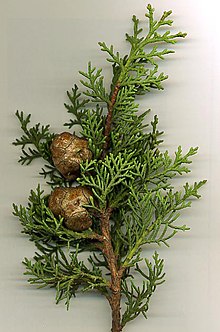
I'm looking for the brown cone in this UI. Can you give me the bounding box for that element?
[50,132,92,180]
[48,186,92,231]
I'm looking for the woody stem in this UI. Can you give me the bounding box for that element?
[102,82,120,158]
[100,208,125,332]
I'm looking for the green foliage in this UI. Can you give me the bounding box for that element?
[80,105,106,159]
[121,252,165,326]
[79,62,109,103]
[13,110,55,165]
[23,246,109,309]
[111,112,163,156]
[79,152,136,210]
[118,180,206,269]
[12,111,67,187]
[64,85,106,159]
[64,84,90,128]
[134,146,201,192]
[13,4,205,330]
[12,185,101,250]
[40,164,72,188]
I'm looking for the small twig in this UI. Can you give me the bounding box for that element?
[102,82,120,158]
[87,232,104,242]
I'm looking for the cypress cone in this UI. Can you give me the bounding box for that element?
[50,132,92,180]
[48,186,92,231]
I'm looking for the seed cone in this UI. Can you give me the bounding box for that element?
[48,186,92,231]
[50,132,92,180]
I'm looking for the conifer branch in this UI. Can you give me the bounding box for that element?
[99,4,186,158]
[64,84,90,128]
[23,246,110,309]
[13,110,55,165]
[121,252,165,326]
[12,4,206,332]
[79,62,109,103]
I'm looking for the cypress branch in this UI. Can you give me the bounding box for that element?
[13,4,206,332]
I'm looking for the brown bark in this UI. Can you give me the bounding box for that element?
[110,287,122,332]
[100,81,124,330]
[100,208,125,332]
[102,82,120,158]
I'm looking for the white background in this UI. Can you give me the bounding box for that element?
[0,0,218,331]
